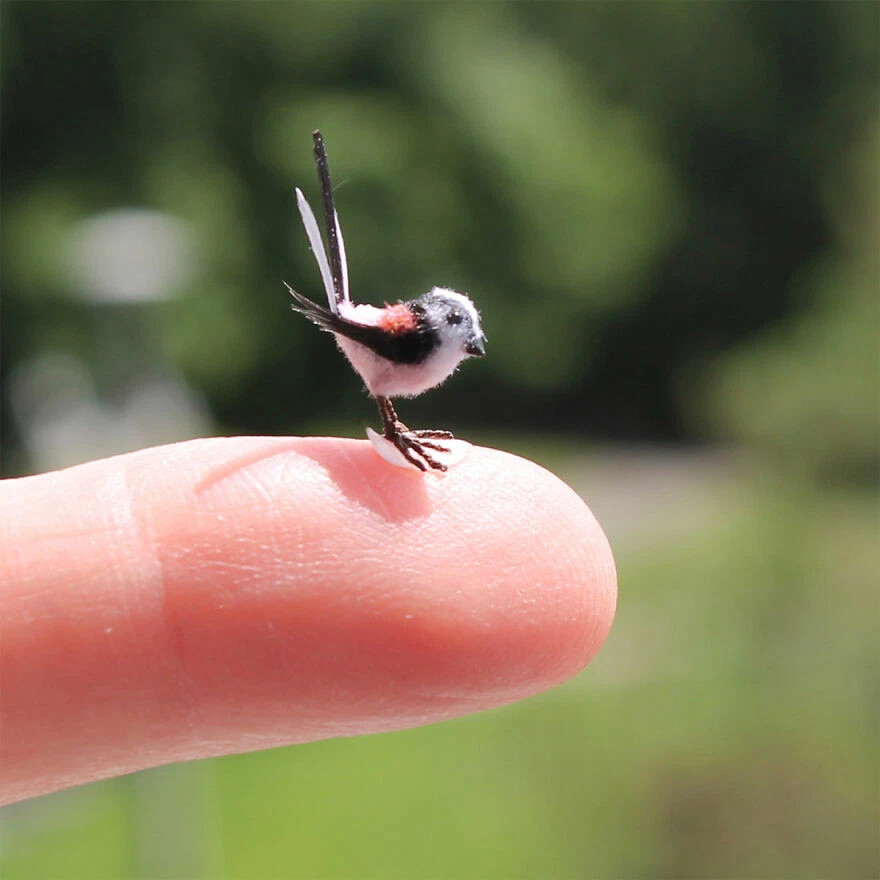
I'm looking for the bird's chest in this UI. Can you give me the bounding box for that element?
[335,334,454,399]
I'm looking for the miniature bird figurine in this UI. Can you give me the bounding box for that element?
[286,130,486,472]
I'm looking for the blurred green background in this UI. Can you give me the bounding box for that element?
[1,2,877,877]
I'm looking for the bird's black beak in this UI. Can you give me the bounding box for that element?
[465,335,487,357]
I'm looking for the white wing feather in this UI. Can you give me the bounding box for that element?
[334,210,350,304]
[296,187,337,314]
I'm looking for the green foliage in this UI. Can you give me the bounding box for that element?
[694,124,879,483]
[3,1,876,451]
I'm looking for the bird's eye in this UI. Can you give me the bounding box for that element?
[447,310,463,326]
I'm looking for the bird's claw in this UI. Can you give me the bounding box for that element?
[410,429,454,440]
[385,423,453,472]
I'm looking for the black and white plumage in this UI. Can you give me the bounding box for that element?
[287,131,486,472]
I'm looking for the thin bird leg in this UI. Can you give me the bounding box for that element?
[374,396,451,472]
[377,396,407,436]
[312,130,345,306]
[376,398,449,445]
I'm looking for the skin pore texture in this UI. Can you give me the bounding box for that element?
[0,437,616,805]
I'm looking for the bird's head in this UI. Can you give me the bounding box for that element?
[412,287,486,361]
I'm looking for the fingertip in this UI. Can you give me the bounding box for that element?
[162,437,618,703]
[263,439,618,700]
[415,444,617,696]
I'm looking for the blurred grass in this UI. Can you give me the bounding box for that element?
[2,445,875,879]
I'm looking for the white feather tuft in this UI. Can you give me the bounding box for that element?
[334,210,350,304]
[296,188,337,314]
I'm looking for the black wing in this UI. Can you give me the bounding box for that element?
[286,284,435,365]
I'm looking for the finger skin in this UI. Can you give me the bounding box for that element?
[0,438,616,804]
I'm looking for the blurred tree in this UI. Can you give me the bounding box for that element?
[2,1,877,471]
[697,122,879,485]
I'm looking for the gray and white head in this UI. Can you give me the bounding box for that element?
[411,287,486,359]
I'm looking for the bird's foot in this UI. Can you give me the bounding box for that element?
[385,423,454,472]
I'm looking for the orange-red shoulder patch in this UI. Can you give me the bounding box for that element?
[378,303,417,335]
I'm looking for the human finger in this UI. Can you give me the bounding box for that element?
[0,437,616,804]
